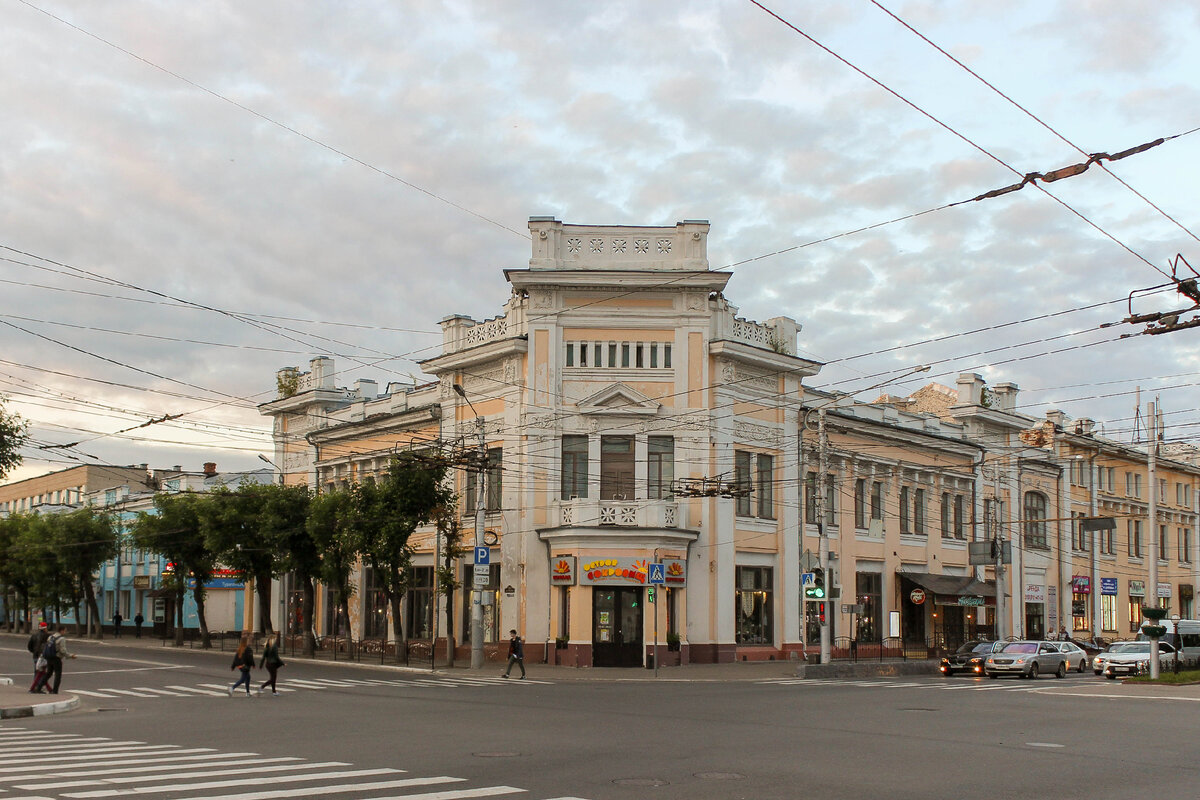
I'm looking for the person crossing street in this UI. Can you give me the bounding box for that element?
[501,629,525,679]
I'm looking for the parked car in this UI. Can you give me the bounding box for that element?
[1137,619,1200,667]
[1099,641,1177,679]
[940,641,999,676]
[1092,641,1137,675]
[985,641,1071,679]
[1057,640,1090,672]
[1064,637,1106,658]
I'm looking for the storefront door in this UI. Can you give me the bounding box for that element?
[593,587,643,667]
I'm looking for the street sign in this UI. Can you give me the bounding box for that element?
[474,546,490,565]
[472,572,490,587]
[647,563,665,585]
[801,571,815,587]
[909,588,926,605]
[841,603,863,614]
[473,564,490,577]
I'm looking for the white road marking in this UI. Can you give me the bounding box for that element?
[57,768,404,797]
[36,761,351,789]
[0,747,186,765]
[64,776,463,800]
[130,687,188,696]
[96,689,156,698]
[35,757,290,780]
[0,752,230,775]
[165,685,225,696]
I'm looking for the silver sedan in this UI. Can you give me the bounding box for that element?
[985,641,1071,679]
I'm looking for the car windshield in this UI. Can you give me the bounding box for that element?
[1115,643,1151,654]
[1000,642,1037,654]
[973,642,996,654]
[956,642,993,655]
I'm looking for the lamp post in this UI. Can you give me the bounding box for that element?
[453,384,487,670]
[257,454,283,485]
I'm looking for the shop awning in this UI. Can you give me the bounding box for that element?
[898,571,996,600]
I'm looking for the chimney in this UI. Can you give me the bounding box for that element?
[1045,409,1067,430]
[172,465,182,472]
[356,379,378,400]
[955,373,985,406]
[1074,418,1096,436]
[202,462,217,476]
[991,382,1019,412]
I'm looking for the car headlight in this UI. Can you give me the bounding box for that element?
[1015,657,1027,664]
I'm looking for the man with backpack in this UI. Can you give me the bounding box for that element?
[27,622,49,693]
[32,626,77,694]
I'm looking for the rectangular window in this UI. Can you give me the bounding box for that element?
[579,342,588,367]
[608,343,617,368]
[635,343,644,368]
[1101,594,1117,632]
[561,435,589,500]
[663,344,672,368]
[954,495,965,540]
[899,487,910,534]
[736,451,753,517]
[404,567,434,640]
[649,343,658,368]
[870,482,883,521]
[940,492,952,539]
[735,566,774,645]
[1072,591,1091,632]
[1101,524,1116,555]
[647,436,674,500]
[1180,527,1192,563]
[600,436,635,500]
[756,454,775,519]
[621,343,630,367]
[1129,520,1143,558]
[565,342,574,367]
[464,447,503,513]
[913,488,926,536]
[1128,600,1144,634]
[855,572,883,642]
[1160,524,1169,561]
[854,479,866,529]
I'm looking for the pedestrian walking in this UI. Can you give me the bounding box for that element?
[501,629,525,679]
[33,626,77,694]
[134,612,144,638]
[112,611,123,638]
[257,633,285,696]
[27,622,50,694]
[228,635,255,697]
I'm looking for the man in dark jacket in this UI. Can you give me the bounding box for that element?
[501,629,525,679]
[27,622,49,693]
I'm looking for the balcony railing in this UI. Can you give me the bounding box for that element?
[558,498,681,529]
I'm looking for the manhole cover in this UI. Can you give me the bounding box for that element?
[695,772,746,780]
[613,778,669,787]
[473,752,522,758]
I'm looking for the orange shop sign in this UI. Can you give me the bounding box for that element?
[551,556,576,585]
[580,558,649,586]
[662,558,687,586]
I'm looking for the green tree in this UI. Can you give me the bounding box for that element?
[55,507,119,638]
[306,487,359,643]
[130,492,217,647]
[0,514,37,631]
[353,454,453,655]
[258,483,313,652]
[0,396,28,480]
[202,483,282,635]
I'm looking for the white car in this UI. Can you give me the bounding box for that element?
[1095,641,1177,679]
[1057,641,1090,673]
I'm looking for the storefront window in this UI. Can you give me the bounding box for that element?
[1071,592,1091,631]
[405,567,434,640]
[736,566,773,645]
[363,567,388,639]
[1128,598,1144,633]
[1101,594,1117,632]
[855,573,882,642]
[1024,603,1045,640]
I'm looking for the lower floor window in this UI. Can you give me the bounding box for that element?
[1101,595,1117,632]
[1071,592,1091,631]
[855,572,882,641]
[735,566,773,645]
[1127,598,1144,633]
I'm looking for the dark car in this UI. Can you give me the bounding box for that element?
[940,641,998,676]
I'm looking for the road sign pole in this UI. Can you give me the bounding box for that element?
[654,587,659,679]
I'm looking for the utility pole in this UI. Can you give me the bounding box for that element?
[989,498,1006,641]
[453,383,488,671]
[816,408,831,665]
[1147,399,1160,679]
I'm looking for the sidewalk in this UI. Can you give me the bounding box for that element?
[0,678,80,719]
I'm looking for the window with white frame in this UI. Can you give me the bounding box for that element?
[1023,491,1048,549]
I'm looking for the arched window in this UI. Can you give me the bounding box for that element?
[1024,491,1048,549]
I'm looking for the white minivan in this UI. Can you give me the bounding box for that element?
[1138,618,1200,666]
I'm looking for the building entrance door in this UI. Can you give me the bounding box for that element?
[593,587,643,667]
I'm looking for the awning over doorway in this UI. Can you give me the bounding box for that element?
[898,571,996,601]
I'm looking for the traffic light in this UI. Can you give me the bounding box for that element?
[646,586,656,603]
[804,567,826,600]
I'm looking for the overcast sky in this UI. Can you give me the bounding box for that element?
[2,0,1198,483]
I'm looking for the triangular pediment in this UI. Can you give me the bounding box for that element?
[577,383,660,416]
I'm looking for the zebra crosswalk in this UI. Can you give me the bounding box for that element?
[0,726,586,800]
[65,673,551,700]
[758,677,1057,693]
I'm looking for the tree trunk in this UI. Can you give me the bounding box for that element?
[255,573,274,634]
[301,574,316,657]
[389,590,405,663]
[443,569,456,668]
[193,586,211,649]
[83,579,103,640]
[174,589,185,646]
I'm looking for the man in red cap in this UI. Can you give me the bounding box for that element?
[27,622,50,693]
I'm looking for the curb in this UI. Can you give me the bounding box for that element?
[0,695,80,719]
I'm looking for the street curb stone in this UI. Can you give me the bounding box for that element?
[0,694,79,719]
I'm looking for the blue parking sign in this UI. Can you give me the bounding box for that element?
[474,546,490,565]
[648,563,665,585]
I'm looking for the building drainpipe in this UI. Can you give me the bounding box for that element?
[1090,453,1101,638]
[1055,441,1068,635]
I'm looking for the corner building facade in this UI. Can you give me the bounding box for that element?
[262,217,828,665]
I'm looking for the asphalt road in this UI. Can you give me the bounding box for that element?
[2,638,1198,800]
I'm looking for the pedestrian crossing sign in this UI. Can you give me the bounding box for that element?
[648,563,665,585]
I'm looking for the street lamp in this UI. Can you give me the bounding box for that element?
[453,384,487,670]
[257,454,283,485]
